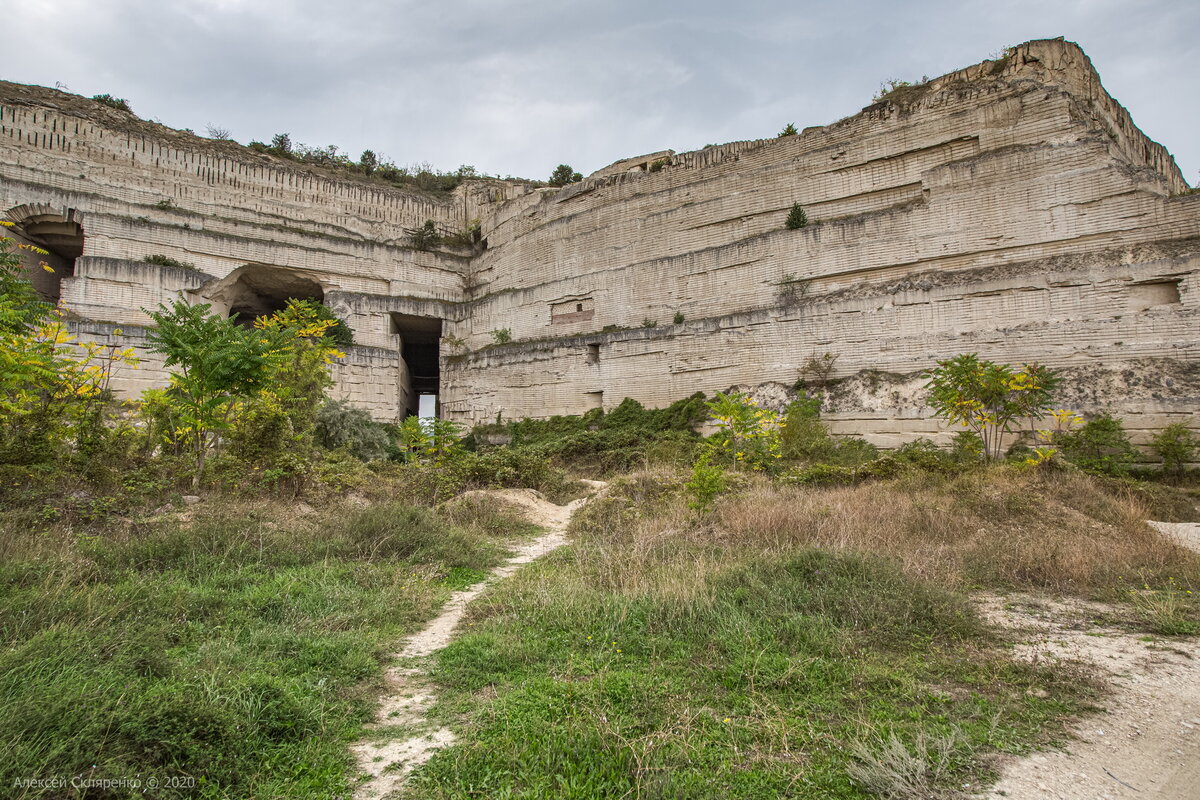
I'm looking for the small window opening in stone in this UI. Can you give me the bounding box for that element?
[576,303,583,312]
[585,390,604,410]
[1128,280,1182,312]
[586,344,600,364]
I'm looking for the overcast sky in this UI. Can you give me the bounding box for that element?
[5,0,1197,184]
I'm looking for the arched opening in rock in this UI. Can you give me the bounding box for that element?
[5,205,84,303]
[389,313,442,418]
[218,264,327,326]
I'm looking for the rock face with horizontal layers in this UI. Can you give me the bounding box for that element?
[1,38,1196,445]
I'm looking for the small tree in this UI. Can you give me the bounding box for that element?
[777,123,798,137]
[925,354,1059,461]
[706,391,783,471]
[359,149,378,175]
[144,300,280,485]
[548,164,583,187]
[785,203,808,229]
[1055,413,1138,476]
[269,132,292,156]
[406,220,441,251]
[799,351,838,390]
[1152,423,1197,479]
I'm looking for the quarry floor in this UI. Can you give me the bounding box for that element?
[982,521,1200,800]
[348,499,1200,799]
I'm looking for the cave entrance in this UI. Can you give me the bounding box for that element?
[6,207,84,303]
[224,265,326,326]
[389,313,442,418]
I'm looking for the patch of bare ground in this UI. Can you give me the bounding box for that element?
[350,483,605,800]
[982,520,1200,800]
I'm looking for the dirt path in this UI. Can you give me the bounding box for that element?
[350,483,605,800]
[980,520,1200,800]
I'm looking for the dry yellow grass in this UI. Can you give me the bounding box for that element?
[573,466,1200,597]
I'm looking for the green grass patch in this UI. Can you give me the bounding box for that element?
[404,483,1092,799]
[0,499,537,799]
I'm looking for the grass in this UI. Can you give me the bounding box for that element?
[0,497,538,799]
[714,467,1200,597]
[398,469,1151,799]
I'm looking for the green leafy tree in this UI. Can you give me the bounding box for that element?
[1151,423,1197,479]
[144,300,281,485]
[925,354,1059,461]
[228,298,348,464]
[706,391,783,471]
[785,203,808,229]
[548,164,583,187]
[777,123,798,137]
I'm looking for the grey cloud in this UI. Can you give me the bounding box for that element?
[3,0,1196,182]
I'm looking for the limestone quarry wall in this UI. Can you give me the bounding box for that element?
[0,82,476,420]
[441,38,1199,442]
[1,38,1196,442]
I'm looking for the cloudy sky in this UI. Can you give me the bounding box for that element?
[5,0,1197,183]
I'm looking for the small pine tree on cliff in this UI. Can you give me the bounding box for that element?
[785,203,808,229]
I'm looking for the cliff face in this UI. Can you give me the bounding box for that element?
[1,39,1196,440]
[442,38,1199,443]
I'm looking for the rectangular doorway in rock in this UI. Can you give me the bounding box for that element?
[389,313,443,417]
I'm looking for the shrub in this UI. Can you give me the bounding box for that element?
[672,311,684,324]
[777,123,798,137]
[1055,413,1138,476]
[892,438,957,472]
[1151,423,1197,479]
[925,354,1059,460]
[406,220,441,251]
[785,203,808,229]
[314,399,391,461]
[497,394,707,473]
[949,431,985,463]
[781,395,834,461]
[684,452,726,512]
[781,462,857,486]
[491,328,512,345]
[142,254,196,270]
[91,94,131,113]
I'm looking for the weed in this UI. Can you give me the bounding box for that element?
[142,253,196,270]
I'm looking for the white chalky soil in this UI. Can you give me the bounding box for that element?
[981,521,1200,800]
[350,483,605,799]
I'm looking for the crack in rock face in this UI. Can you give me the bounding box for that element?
[350,486,602,799]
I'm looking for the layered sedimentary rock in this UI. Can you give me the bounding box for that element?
[1,38,1196,443]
